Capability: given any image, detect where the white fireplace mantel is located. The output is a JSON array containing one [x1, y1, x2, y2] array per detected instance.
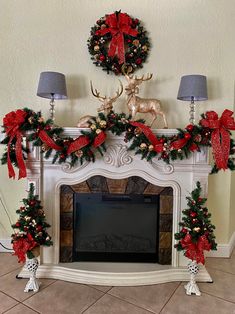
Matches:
[[19, 128, 213, 286]]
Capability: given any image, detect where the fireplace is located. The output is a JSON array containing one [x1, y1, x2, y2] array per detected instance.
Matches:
[[60, 176, 173, 264], [21, 128, 213, 285]]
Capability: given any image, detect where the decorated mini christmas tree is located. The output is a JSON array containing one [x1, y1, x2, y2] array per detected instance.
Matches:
[[11, 183, 53, 263], [175, 181, 217, 265]]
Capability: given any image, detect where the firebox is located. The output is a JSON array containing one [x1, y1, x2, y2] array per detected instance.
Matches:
[[73, 193, 160, 262]]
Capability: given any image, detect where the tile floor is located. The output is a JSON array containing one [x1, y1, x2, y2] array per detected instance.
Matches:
[[1, 252, 235, 314]]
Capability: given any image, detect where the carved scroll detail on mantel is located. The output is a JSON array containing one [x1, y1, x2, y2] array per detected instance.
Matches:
[[151, 159, 174, 174], [62, 161, 89, 173], [103, 144, 133, 168]]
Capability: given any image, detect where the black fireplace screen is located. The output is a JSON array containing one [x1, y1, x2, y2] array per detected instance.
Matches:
[[73, 193, 159, 262]]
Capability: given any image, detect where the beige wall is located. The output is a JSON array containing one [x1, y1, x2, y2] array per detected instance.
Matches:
[[0, 0, 235, 242]]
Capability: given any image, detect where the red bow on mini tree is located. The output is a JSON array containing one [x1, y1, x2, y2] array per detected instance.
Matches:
[[180, 233, 211, 265], [3, 109, 27, 179], [200, 109, 235, 170], [12, 235, 38, 263], [96, 11, 138, 64]]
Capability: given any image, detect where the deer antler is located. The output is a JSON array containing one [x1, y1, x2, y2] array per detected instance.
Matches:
[[134, 73, 153, 82], [110, 80, 123, 102], [90, 81, 106, 101]]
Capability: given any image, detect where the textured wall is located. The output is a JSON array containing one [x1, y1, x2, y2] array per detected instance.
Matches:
[[0, 0, 235, 242]]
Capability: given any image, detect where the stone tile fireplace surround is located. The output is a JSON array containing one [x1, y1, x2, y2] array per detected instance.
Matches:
[[19, 128, 212, 285]]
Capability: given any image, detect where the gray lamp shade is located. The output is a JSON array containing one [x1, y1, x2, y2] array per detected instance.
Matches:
[[177, 75, 208, 101], [37, 71, 67, 99]]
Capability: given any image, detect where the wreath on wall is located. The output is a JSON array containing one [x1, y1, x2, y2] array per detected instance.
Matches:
[[87, 10, 150, 75]]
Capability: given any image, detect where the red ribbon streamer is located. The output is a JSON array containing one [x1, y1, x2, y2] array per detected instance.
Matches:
[[67, 136, 90, 155], [170, 138, 188, 150], [3, 110, 27, 179], [38, 130, 63, 151], [181, 233, 211, 265], [200, 109, 235, 170], [96, 12, 138, 64], [130, 121, 164, 153], [93, 131, 107, 148]]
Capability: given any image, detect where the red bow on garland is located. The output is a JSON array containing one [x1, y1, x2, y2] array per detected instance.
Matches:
[[96, 12, 138, 64], [180, 233, 211, 265], [200, 109, 235, 170], [130, 121, 164, 152], [3, 110, 27, 179]]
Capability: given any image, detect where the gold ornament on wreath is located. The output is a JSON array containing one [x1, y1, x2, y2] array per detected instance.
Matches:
[[87, 10, 150, 75]]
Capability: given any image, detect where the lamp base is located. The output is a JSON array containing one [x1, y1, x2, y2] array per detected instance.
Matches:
[[189, 101, 196, 125]]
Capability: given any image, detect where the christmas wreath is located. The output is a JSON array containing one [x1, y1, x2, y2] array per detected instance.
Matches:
[[87, 10, 150, 75], [1, 108, 235, 180]]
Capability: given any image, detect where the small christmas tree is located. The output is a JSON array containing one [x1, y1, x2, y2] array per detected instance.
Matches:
[[175, 182, 217, 264], [11, 183, 53, 263]]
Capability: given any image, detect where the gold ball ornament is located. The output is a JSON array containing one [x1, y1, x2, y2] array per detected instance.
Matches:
[[140, 143, 147, 150], [133, 39, 139, 47], [90, 124, 96, 130], [38, 117, 44, 123], [74, 150, 83, 158], [94, 45, 100, 52], [96, 128, 102, 134], [142, 45, 148, 52], [28, 117, 34, 124], [193, 227, 201, 232], [148, 145, 154, 151], [99, 120, 107, 128], [41, 143, 50, 152]]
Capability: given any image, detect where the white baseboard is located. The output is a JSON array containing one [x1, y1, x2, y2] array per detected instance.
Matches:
[[206, 231, 235, 258], [0, 238, 13, 253]]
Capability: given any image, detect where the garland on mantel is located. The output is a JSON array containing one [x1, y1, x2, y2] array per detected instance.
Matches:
[[1, 108, 235, 179]]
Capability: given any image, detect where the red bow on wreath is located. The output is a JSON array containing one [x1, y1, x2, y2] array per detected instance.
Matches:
[[3, 110, 27, 179], [200, 109, 235, 170], [181, 233, 211, 265], [96, 12, 138, 64]]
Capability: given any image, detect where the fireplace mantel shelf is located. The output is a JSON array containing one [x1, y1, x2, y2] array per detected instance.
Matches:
[[19, 127, 213, 286]]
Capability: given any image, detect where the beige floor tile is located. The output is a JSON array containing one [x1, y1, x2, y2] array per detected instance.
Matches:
[[0, 291, 18, 313], [0, 269, 55, 302], [4, 303, 39, 314], [205, 256, 235, 274], [89, 284, 112, 292], [161, 285, 235, 314], [24, 280, 104, 314], [109, 282, 180, 313], [0, 253, 20, 276], [83, 294, 153, 314], [198, 267, 235, 303]]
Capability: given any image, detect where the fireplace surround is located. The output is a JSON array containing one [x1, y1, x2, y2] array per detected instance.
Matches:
[[19, 128, 213, 285]]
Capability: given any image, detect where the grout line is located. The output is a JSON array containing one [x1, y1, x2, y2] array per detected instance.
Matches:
[[106, 291, 156, 314], [21, 279, 58, 303], [2, 302, 40, 314], [0, 290, 22, 303], [159, 282, 182, 313], [0, 266, 22, 278], [201, 291, 235, 305], [206, 265, 235, 276], [19, 302, 41, 314], [81, 291, 107, 314]]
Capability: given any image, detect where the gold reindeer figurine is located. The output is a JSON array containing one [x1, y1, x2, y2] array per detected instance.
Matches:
[[77, 80, 123, 128], [123, 69, 168, 128]]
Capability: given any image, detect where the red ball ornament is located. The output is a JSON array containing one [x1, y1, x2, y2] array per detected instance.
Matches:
[[190, 211, 197, 218], [181, 228, 188, 234], [184, 132, 191, 140], [15, 222, 20, 227], [99, 54, 105, 61], [44, 125, 51, 131], [189, 143, 198, 152], [136, 58, 142, 65], [37, 225, 43, 232], [186, 124, 194, 132], [159, 138, 165, 144], [29, 200, 36, 206], [198, 197, 203, 202], [192, 219, 198, 224]]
